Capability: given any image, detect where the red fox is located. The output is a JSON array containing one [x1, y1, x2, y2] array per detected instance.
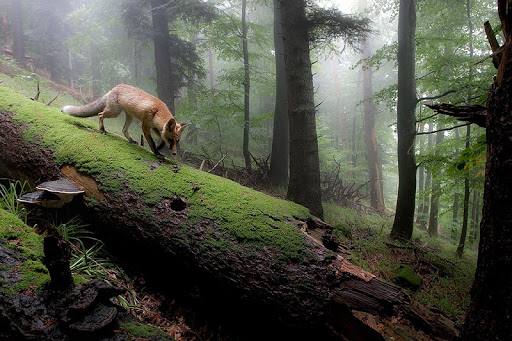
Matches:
[[62, 84, 190, 156]]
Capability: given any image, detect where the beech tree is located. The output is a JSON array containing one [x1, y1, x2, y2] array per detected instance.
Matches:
[[268, 0, 289, 186], [359, 0, 385, 213], [390, 0, 417, 241]]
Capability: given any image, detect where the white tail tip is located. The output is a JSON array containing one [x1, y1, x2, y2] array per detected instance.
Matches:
[[61, 105, 73, 113]]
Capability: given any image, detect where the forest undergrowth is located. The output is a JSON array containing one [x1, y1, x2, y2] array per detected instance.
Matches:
[[0, 54, 477, 337]]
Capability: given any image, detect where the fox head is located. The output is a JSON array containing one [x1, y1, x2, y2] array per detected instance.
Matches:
[[162, 118, 191, 155]]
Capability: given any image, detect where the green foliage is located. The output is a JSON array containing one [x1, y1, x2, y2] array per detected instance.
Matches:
[[0, 180, 30, 223], [450, 133, 486, 176]]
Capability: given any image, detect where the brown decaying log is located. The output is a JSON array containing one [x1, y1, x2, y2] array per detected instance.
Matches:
[[0, 111, 458, 340]]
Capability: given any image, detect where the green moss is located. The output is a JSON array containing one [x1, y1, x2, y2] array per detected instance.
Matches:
[[0, 86, 314, 261], [0, 209, 50, 292], [120, 322, 174, 340], [394, 265, 422, 291]]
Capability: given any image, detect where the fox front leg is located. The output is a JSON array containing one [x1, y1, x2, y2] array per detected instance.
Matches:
[[142, 125, 162, 157]]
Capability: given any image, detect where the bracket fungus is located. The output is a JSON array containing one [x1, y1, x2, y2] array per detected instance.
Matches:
[[18, 179, 84, 208]]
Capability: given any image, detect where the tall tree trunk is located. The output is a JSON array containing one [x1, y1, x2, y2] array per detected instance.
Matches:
[[456, 125, 471, 257], [360, 0, 385, 213], [416, 123, 425, 220], [452, 127, 461, 238], [208, 47, 216, 90], [461, 2, 512, 338], [390, 0, 417, 240], [11, 0, 25, 67], [417, 123, 433, 230], [331, 60, 350, 153], [281, 0, 323, 219], [469, 190, 480, 245], [268, 0, 289, 186], [457, 0, 474, 256], [427, 124, 444, 237], [90, 44, 101, 98], [242, 0, 251, 171], [151, 0, 175, 112]]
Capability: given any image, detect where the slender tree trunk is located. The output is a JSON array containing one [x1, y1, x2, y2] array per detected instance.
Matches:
[[11, 0, 25, 67], [417, 123, 432, 230], [469, 190, 480, 245], [427, 123, 444, 237], [241, 0, 251, 171], [208, 47, 215, 90], [457, 0, 474, 256], [351, 115, 358, 169], [281, 0, 323, 219], [390, 0, 417, 240], [331, 60, 350, 153], [90, 44, 101, 98], [456, 125, 471, 257], [452, 127, 461, 238], [416, 123, 425, 219], [360, 0, 385, 212], [269, 0, 289, 186], [151, 0, 175, 112]]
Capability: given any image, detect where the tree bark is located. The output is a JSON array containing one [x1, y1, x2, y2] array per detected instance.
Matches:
[[390, 0, 417, 241], [461, 2, 512, 339], [11, 0, 26, 67], [0, 88, 458, 341], [418, 123, 433, 230], [268, 0, 289, 186], [281, 0, 324, 219], [427, 123, 444, 237], [359, 0, 385, 213], [151, 0, 175, 112], [242, 0, 251, 171], [331, 60, 350, 154]]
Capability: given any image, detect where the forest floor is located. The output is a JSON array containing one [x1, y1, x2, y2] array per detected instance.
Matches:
[[0, 54, 478, 340]]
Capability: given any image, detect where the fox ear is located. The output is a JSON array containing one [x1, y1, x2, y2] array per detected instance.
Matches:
[[180, 122, 191, 131], [166, 117, 176, 131]]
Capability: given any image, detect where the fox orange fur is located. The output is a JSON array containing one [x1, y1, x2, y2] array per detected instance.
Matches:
[[62, 84, 190, 156]]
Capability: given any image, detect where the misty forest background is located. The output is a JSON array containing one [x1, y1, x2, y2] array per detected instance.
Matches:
[[0, 0, 499, 330]]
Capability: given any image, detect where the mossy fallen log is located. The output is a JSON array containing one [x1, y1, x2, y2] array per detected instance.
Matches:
[[0, 86, 457, 340]]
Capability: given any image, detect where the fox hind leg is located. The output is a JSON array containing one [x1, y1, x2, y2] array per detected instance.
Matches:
[[122, 114, 137, 144], [98, 103, 122, 135]]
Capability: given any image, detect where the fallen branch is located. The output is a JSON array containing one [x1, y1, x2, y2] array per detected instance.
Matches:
[[208, 153, 228, 173], [46, 92, 61, 106]]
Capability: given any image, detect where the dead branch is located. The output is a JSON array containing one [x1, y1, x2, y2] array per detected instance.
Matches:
[[424, 103, 487, 128], [416, 123, 471, 135], [46, 92, 61, 106], [208, 153, 228, 173], [31, 82, 40, 101]]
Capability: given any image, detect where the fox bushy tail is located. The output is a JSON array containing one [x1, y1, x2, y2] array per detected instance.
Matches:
[[61, 94, 107, 117]]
